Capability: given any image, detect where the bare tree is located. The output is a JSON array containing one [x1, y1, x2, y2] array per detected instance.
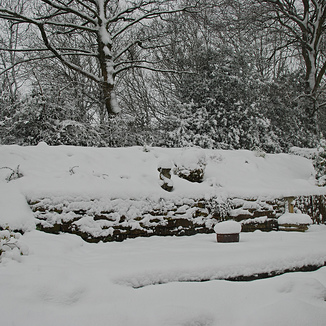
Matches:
[[255, 0, 326, 116], [0, 0, 30, 105], [0, 0, 198, 118]]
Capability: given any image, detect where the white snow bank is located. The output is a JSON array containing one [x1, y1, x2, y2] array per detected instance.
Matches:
[[174, 147, 207, 170], [214, 220, 242, 234], [0, 144, 322, 200], [0, 184, 35, 231], [278, 213, 313, 225], [0, 144, 324, 232], [289, 146, 319, 159]]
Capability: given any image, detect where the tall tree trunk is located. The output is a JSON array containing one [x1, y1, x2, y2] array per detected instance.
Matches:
[[97, 3, 120, 117], [98, 37, 119, 116], [101, 79, 116, 117]]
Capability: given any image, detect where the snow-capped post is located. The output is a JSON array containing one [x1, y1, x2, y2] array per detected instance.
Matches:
[[214, 220, 242, 243], [158, 158, 173, 192], [286, 197, 295, 214]]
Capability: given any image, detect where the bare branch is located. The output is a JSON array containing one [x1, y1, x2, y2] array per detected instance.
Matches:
[[37, 22, 100, 82], [112, 5, 198, 40], [108, 1, 157, 24], [0, 51, 97, 77], [114, 58, 163, 68], [39, 0, 97, 25], [267, 38, 298, 60], [0, 55, 57, 76], [0, 7, 40, 25], [114, 40, 142, 61], [0, 47, 97, 55], [115, 64, 195, 76], [74, 0, 99, 20], [41, 20, 97, 32]]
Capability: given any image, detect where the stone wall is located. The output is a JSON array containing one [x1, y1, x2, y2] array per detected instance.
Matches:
[[28, 194, 326, 242]]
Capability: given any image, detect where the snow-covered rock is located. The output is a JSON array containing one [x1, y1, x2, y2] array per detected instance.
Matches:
[[174, 148, 207, 182]]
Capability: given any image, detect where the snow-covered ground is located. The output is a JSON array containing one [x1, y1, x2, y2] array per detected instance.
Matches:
[[0, 227, 326, 326], [1, 144, 326, 325]]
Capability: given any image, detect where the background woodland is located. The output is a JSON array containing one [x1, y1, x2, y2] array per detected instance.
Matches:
[[1, 0, 326, 152]]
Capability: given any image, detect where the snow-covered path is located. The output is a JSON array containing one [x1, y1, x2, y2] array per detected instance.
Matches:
[[1, 227, 326, 326]]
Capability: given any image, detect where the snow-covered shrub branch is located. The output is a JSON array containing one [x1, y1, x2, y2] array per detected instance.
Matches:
[[0, 165, 23, 182], [0, 228, 28, 262], [207, 197, 234, 220], [290, 143, 326, 187], [313, 142, 326, 186]]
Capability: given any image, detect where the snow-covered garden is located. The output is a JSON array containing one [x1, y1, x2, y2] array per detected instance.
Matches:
[[1, 144, 326, 325]]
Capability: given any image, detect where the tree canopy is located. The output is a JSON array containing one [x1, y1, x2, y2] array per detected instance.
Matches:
[[0, 0, 325, 151]]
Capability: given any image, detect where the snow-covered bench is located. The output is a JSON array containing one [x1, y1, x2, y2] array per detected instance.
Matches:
[[278, 212, 313, 232]]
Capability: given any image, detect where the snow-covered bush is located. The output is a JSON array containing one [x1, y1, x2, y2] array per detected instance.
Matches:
[[161, 80, 281, 152], [99, 115, 154, 147], [290, 141, 326, 186], [253, 147, 266, 158], [55, 120, 105, 147], [0, 90, 107, 147], [174, 148, 207, 183], [0, 228, 28, 262], [207, 197, 233, 219], [313, 141, 326, 186], [157, 46, 318, 153]]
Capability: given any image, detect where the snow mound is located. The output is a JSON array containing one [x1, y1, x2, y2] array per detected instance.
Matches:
[[0, 145, 322, 200], [174, 147, 207, 170], [0, 185, 35, 232], [289, 146, 319, 159]]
